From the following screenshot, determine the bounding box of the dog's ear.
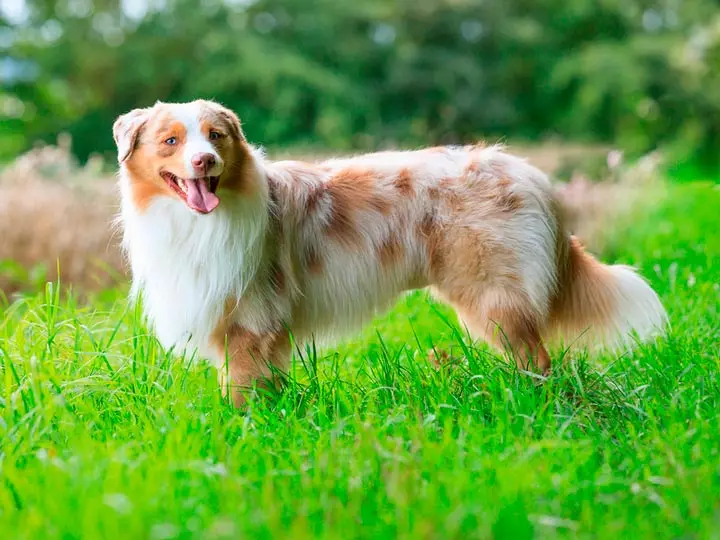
[113,107,151,163]
[218,106,246,142]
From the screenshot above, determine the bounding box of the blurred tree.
[0,0,719,171]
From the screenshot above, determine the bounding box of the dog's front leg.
[214,325,290,407]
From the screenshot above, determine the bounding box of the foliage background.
[2,0,720,172]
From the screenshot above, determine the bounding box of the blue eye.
[165,137,177,145]
[209,131,221,141]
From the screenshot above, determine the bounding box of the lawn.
[0,180,718,539]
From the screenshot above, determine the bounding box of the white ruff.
[119,171,268,357]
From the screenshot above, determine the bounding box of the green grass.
[1,182,719,539]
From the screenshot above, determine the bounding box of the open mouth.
[161,172,220,214]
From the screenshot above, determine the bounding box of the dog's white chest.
[120,183,267,356]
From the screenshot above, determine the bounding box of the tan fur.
[377,233,404,267]
[325,168,392,248]
[124,114,188,211]
[545,236,615,345]
[199,114,254,194]
[305,244,324,275]
[269,261,286,294]
[462,300,551,372]
[212,324,290,407]
[207,296,289,406]
[125,145,180,212]
[394,168,416,197]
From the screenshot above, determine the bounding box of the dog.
[114,99,667,405]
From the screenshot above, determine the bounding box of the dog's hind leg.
[443,289,552,374]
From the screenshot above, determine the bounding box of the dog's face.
[114,100,249,214]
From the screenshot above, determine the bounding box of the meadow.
[0,165,718,538]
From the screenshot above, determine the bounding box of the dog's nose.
[191,153,216,174]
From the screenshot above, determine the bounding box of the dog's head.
[113,100,250,214]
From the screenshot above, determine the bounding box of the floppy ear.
[218,107,246,142]
[113,108,151,163]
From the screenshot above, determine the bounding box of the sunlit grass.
[1,182,718,538]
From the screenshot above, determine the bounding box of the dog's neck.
[119,147,272,354]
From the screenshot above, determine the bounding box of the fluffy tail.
[545,236,668,351]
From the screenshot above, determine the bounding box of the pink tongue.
[185,178,219,214]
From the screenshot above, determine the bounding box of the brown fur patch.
[483,304,550,372]
[443,285,550,373]
[305,244,323,274]
[200,119,222,138]
[326,167,390,247]
[329,168,391,215]
[156,120,187,148]
[198,102,240,138]
[437,178,464,211]
[417,212,443,277]
[463,161,524,214]
[377,234,404,266]
[197,100,245,143]
[496,177,511,189]
[125,144,180,212]
[305,184,325,214]
[128,179,168,212]
[547,235,614,340]
[495,179,523,212]
[417,212,435,239]
[432,235,489,307]
[550,199,571,283]
[212,323,290,406]
[214,325,289,368]
[156,144,177,159]
[465,160,481,174]
[209,298,290,405]
[266,163,329,217]
[269,261,286,294]
[213,137,252,195]
[394,168,415,197]
[438,177,456,189]
[198,112,247,189]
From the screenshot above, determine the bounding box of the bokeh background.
[0,0,718,295]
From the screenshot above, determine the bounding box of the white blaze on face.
[167,102,223,178]
[163,102,224,214]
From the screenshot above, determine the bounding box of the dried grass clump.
[0,138,662,298]
[0,137,123,297]
[554,150,666,252]
[513,141,611,178]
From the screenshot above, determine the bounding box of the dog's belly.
[289,251,422,345]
